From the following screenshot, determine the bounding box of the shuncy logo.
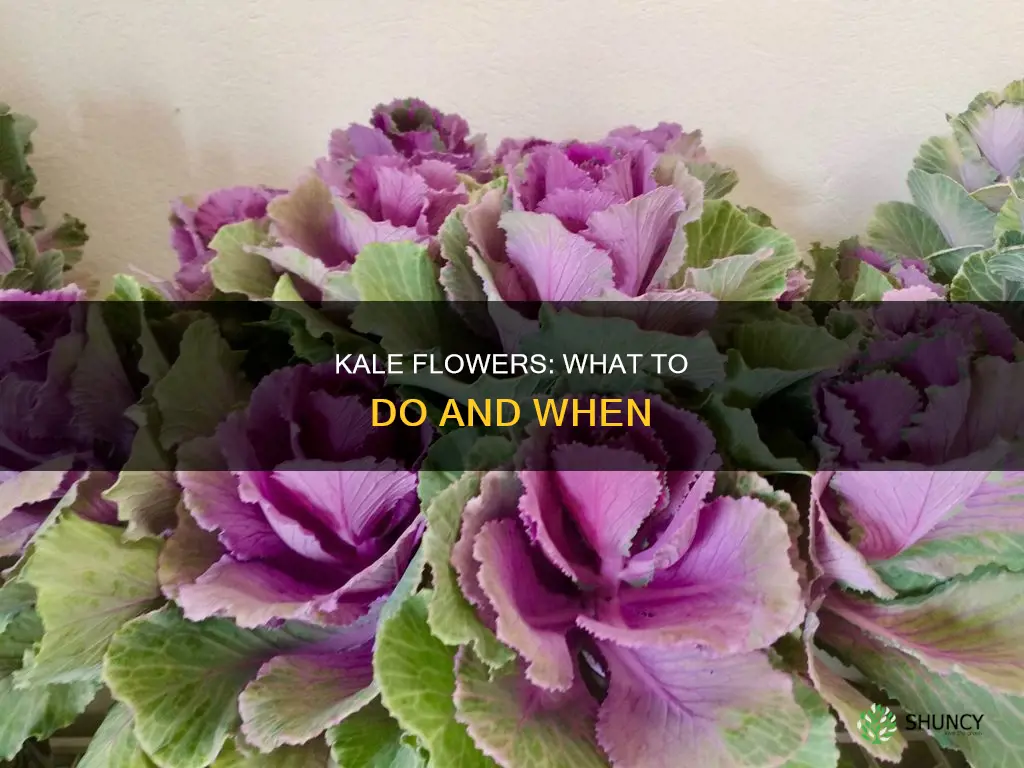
[857,704,898,744]
[906,713,984,733]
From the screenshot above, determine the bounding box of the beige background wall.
[5,0,1024,286]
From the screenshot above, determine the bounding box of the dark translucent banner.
[3,298,1024,472]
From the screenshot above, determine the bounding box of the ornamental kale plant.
[169,186,285,299]
[807,470,1024,767]
[0,287,134,561]
[439,121,787,315]
[172,363,430,628]
[446,131,708,303]
[814,299,1024,467]
[420,406,806,767]
[0,104,88,292]
[316,97,490,236]
[3,86,1024,768]
[857,79,1024,298]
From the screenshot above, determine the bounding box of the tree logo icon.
[857,704,898,744]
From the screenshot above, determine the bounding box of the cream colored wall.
[5,0,1024,286]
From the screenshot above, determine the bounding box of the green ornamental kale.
[0,103,88,292]
[861,80,1024,298]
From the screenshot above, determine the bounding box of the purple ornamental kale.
[263,104,484,294]
[451,398,805,766]
[255,173,431,298]
[493,121,708,171]
[0,471,79,557]
[312,98,491,246]
[607,122,701,152]
[328,97,490,177]
[805,470,1024,762]
[314,152,470,239]
[444,124,706,307]
[814,300,1024,467]
[170,185,285,297]
[848,243,944,295]
[1,287,90,472]
[171,362,432,628]
[811,470,1024,597]
[0,470,120,558]
[494,136,553,168]
[780,268,811,301]
[0,288,131,556]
